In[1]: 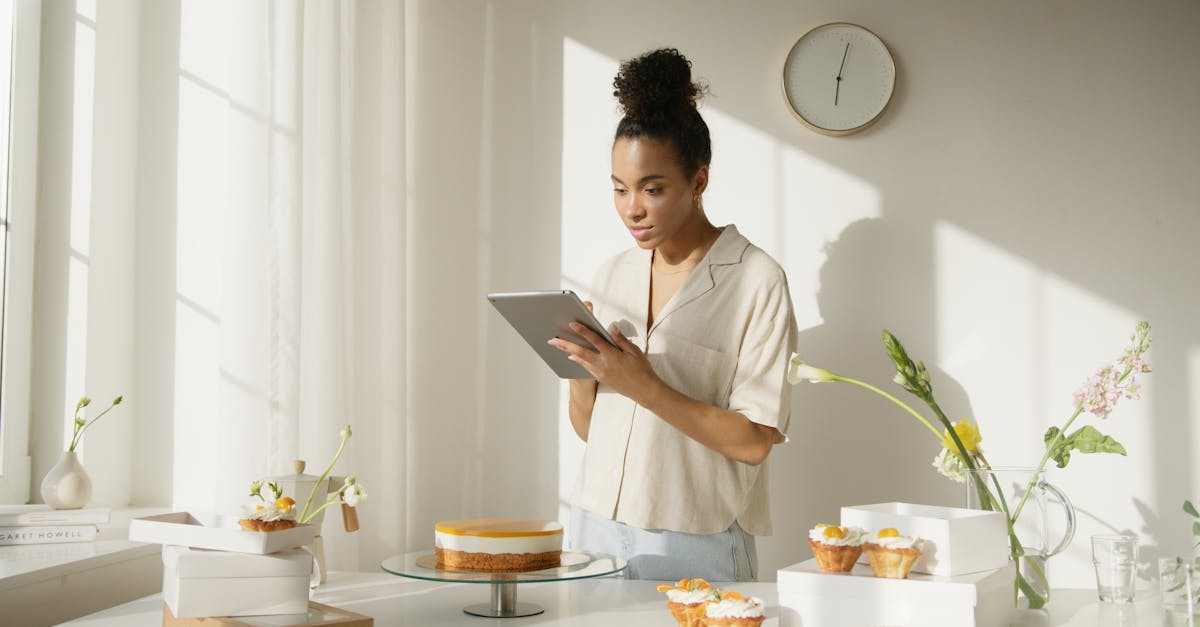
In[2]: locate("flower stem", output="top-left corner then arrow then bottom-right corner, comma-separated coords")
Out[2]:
300,431 -> 348,524
833,375 -> 944,441
1010,407 -> 1083,524
68,403 -> 120,452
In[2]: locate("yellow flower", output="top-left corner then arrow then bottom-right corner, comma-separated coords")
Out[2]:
941,419 -> 982,453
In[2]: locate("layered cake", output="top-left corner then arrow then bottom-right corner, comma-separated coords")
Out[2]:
434,518 -> 563,571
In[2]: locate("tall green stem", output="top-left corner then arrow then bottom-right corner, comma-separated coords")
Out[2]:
833,375 -> 944,441
300,433 -> 347,524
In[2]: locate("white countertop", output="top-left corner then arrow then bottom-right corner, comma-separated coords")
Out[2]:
63,569 -> 1175,627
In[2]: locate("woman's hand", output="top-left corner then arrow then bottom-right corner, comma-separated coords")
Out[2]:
549,322 -> 662,406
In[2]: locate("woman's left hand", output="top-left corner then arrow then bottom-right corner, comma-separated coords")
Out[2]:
549,323 -> 661,405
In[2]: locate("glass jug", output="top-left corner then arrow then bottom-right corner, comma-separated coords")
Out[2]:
966,467 -> 1076,608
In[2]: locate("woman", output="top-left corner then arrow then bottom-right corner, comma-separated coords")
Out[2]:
549,48 -> 797,582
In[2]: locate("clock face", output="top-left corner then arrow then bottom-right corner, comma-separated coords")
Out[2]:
783,23 -> 896,135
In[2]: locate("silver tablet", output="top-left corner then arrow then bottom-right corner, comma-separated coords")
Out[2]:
487,290 -> 618,379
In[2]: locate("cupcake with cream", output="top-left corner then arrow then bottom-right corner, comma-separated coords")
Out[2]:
655,578 -> 720,627
863,527 -> 924,579
702,590 -> 765,627
239,496 -> 298,532
807,523 -> 866,572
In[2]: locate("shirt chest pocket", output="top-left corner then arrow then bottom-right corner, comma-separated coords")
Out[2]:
650,333 -> 738,408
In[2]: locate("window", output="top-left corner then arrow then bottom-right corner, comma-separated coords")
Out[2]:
0,0 -> 40,503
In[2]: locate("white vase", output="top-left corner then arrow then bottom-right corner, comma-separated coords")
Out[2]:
40,451 -> 92,509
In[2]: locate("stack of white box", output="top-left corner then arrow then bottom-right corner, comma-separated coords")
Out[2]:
778,502 -> 1016,627
130,512 -> 317,619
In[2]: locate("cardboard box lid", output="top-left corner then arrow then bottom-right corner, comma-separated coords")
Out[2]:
164,545 -> 314,578
777,559 -> 1015,607
130,512 -> 317,554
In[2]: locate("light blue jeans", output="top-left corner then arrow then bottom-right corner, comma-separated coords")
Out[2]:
569,505 -> 758,582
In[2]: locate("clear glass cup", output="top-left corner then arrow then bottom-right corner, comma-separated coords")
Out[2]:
1160,557 -> 1198,615
1092,534 -> 1137,603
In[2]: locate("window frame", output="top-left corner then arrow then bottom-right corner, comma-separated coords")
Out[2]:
0,0 -> 41,504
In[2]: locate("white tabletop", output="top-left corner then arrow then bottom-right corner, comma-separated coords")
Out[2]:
65,570 -> 1176,627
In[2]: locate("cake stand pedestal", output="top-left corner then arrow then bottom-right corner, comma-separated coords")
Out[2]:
380,551 -> 627,618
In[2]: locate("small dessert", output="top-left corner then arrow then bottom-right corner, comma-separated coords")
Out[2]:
434,518 -> 562,571
807,523 -> 865,572
239,496 -> 298,532
863,527 -> 924,579
701,590 -> 766,627
655,578 -> 720,627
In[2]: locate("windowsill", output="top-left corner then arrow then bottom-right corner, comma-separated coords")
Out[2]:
0,506 -> 167,624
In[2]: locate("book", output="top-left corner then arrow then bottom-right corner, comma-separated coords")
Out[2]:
0,504 -> 111,526
0,524 -> 99,545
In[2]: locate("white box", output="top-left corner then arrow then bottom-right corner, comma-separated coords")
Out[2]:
130,512 -> 316,554
163,545 -> 313,618
840,502 -> 1008,576
778,559 -> 1015,627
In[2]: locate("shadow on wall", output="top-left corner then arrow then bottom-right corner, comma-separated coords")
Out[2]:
759,217 -> 968,580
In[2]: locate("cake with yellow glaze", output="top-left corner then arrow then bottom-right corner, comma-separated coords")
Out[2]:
434,518 -> 563,571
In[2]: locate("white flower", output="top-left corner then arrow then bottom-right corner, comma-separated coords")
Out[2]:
343,479 -> 367,508
932,448 -> 967,483
787,354 -> 837,384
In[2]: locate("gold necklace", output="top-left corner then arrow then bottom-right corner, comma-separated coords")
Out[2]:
652,256 -> 701,276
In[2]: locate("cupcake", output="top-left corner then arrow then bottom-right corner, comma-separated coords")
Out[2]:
655,578 -> 720,627
807,523 -> 865,572
862,527 -> 924,579
238,496 -> 299,532
701,590 -> 765,627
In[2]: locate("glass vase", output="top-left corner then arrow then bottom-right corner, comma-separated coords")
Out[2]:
966,467 -> 1076,609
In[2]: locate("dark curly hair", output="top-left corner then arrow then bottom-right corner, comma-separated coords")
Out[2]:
613,48 -> 711,178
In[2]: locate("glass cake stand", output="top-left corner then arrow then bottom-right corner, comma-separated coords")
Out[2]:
380,550 -> 627,618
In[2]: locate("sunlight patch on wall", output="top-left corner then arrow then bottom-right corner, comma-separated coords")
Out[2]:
705,107 -> 880,331
64,8 -> 95,450
559,37 -> 623,297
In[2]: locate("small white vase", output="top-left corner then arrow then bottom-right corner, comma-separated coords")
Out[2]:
40,451 -> 92,509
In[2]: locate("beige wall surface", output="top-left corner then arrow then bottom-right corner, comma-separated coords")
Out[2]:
407,0 -> 1200,587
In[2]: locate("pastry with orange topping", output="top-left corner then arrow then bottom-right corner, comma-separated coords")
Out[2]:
701,590 -> 766,627
807,523 -> 865,572
434,518 -> 563,571
863,527 -> 924,579
239,495 -> 299,532
655,578 -> 720,627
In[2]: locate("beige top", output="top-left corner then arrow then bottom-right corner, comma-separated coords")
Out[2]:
572,225 -> 798,536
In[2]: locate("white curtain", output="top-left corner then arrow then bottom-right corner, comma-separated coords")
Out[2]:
218,0 -> 408,570
29,0 -> 407,570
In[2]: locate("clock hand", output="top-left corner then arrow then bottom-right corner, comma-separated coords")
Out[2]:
835,42 -> 849,106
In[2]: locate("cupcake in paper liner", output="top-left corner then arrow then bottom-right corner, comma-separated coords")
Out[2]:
807,523 -> 865,572
655,578 -> 720,627
863,527 -> 924,579
701,590 -> 765,627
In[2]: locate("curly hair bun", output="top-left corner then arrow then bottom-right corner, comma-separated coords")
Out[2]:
613,48 -> 706,123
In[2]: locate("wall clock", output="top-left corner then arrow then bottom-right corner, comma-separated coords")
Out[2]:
782,22 -> 896,136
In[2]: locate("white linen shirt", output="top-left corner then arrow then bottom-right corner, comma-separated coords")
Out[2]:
571,225 -> 798,536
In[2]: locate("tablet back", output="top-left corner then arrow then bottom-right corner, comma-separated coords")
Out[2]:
487,290 -> 616,379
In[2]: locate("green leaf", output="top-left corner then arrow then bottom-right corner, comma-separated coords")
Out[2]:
1185,500 -> 1199,518
1193,521 -> 1200,537
1070,425 -> 1127,455
1044,427 -> 1061,448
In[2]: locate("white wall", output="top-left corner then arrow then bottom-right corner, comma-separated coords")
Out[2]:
478,0 -> 1198,587
20,0 -> 1199,589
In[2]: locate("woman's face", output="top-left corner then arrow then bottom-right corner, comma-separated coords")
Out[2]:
611,137 -> 707,250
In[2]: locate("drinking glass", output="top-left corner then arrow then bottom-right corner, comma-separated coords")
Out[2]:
1092,534 -> 1137,603
1160,557 -> 1198,615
